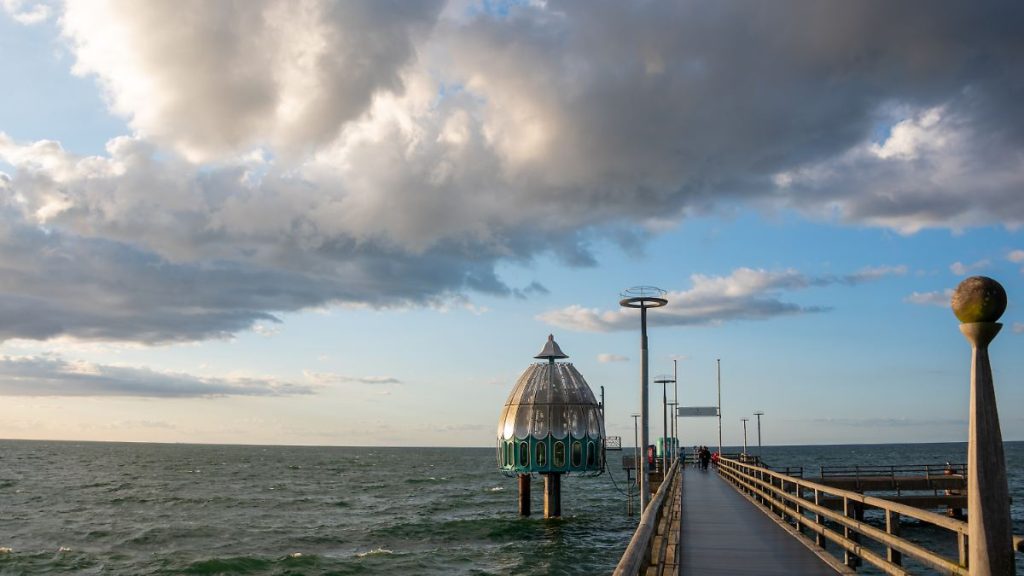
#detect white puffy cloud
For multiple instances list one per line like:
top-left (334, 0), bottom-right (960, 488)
top-left (60, 0), bottom-right (444, 161)
top-left (1, 0), bottom-right (52, 24)
top-left (538, 266), bottom-right (905, 332)
top-left (950, 259), bottom-right (990, 276)
top-left (1008, 250), bottom-right (1024, 263)
top-left (905, 290), bottom-right (953, 307)
top-left (597, 353), bottom-right (629, 363)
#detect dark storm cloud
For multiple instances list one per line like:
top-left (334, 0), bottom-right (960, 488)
top-left (0, 1), bottom-right (1020, 343)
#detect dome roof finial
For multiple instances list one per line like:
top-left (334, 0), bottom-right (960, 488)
top-left (534, 334), bottom-right (569, 361)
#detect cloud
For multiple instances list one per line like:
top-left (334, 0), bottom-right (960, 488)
top-left (0, 355), bottom-right (312, 397)
top-left (838, 265), bottom-right (908, 284)
top-left (772, 106), bottom-right (1024, 233)
top-left (513, 281), bottom-right (550, 300)
top-left (1013, 322), bottom-right (1024, 334)
top-left (950, 259), bottom-right (989, 276)
top-left (302, 371), bottom-right (401, 385)
top-left (1, 0), bottom-right (52, 24)
top-left (1008, 250), bottom-right (1024, 263)
top-left (905, 289), bottom-right (953, 307)
top-left (85, 419), bottom-right (177, 430)
top-left (597, 353), bottom-right (629, 363)
top-left (537, 266), bottom-right (899, 332)
top-left (2, 2), bottom-right (1023, 344)
top-left (60, 0), bottom-right (445, 161)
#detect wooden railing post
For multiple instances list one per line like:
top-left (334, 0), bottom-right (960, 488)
top-left (795, 484), bottom-right (805, 534)
top-left (886, 510), bottom-right (902, 566)
top-left (844, 497), bottom-right (861, 569)
top-left (814, 489), bottom-right (826, 549)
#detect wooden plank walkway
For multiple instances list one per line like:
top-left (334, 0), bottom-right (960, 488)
top-left (678, 468), bottom-right (839, 576)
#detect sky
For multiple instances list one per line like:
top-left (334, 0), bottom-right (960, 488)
top-left (0, 0), bottom-right (1022, 448)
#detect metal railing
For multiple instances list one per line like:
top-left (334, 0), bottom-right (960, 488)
top-left (613, 458), bottom-right (680, 576)
top-left (718, 457), bottom-right (1023, 575)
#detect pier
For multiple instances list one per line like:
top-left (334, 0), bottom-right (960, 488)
top-left (614, 457), bottom-right (1024, 575)
top-left (611, 277), bottom-right (1022, 575)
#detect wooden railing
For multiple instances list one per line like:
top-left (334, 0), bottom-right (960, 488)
top-left (819, 463), bottom-right (966, 479)
top-left (613, 458), bottom-right (680, 576)
top-left (717, 457), bottom-right (1023, 575)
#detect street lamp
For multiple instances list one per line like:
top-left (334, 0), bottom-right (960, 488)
top-left (620, 286), bottom-right (667, 513)
top-left (753, 410), bottom-right (764, 459)
top-left (716, 359), bottom-right (722, 457)
top-left (654, 374), bottom-right (675, 475)
top-left (741, 417), bottom-right (749, 457)
top-left (631, 413), bottom-right (641, 478)
top-left (673, 359), bottom-right (679, 463)
top-left (667, 402), bottom-right (678, 462)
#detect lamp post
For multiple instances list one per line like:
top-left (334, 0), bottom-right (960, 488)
top-left (631, 413), bottom-right (641, 478)
top-left (667, 402), bottom-right (678, 463)
top-left (630, 413), bottom-right (641, 517)
top-left (951, 276), bottom-right (1013, 575)
top-left (753, 411), bottom-right (764, 460)
top-left (620, 287), bottom-right (667, 513)
top-left (654, 374), bottom-right (674, 475)
top-left (717, 359), bottom-right (722, 457)
top-left (741, 417), bottom-right (749, 457)
top-left (673, 359), bottom-right (679, 463)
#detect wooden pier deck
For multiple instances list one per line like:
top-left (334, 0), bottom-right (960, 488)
top-left (678, 468), bottom-right (839, 576)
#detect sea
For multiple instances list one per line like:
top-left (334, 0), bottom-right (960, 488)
top-left (0, 440), bottom-right (1021, 575)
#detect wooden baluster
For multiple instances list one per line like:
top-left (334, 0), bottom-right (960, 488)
top-left (959, 532), bottom-right (969, 570)
top-left (814, 489), bottom-right (826, 549)
top-left (795, 484), bottom-right (804, 533)
top-left (885, 510), bottom-right (902, 566)
top-left (844, 497), bottom-right (862, 569)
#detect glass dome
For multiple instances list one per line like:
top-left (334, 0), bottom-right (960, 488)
top-left (496, 336), bottom-right (605, 477)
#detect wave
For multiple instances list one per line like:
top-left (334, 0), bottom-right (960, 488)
top-left (404, 476), bottom-right (449, 484)
top-left (356, 547), bottom-right (394, 558)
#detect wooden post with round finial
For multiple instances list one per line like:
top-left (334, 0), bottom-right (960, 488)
top-left (951, 276), bottom-right (1014, 576)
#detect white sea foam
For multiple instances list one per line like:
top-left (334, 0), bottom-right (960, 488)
top-left (289, 552), bottom-right (302, 558)
top-left (488, 486), bottom-right (504, 492)
top-left (356, 547), bottom-right (393, 558)
top-left (58, 546), bottom-right (72, 552)
top-left (0, 547), bottom-right (12, 554)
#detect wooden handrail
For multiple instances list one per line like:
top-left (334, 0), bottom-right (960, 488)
top-left (718, 457), bottom-right (1022, 575)
top-left (819, 463), bottom-right (966, 478)
top-left (613, 459), bottom-right (680, 576)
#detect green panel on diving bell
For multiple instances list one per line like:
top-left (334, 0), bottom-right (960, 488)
top-left (498, 435), bottom-right (604, 474)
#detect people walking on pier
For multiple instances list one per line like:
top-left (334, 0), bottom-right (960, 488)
top-left (699, 446), bottom-right (711, 471)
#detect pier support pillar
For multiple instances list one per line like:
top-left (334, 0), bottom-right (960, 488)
top-left (518, 474), bottom-right (531, 517)
top-left (544, 473), bottom-right (562, 518)
top-left (953, 277), bottom-right (1014, 576)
